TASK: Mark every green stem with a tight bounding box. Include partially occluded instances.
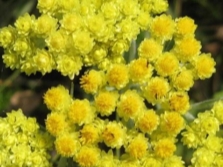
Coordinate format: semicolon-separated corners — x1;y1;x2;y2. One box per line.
70;80;74;98
174;0;182;17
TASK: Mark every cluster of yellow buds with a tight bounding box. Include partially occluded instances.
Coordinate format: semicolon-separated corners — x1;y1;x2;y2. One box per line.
0;109;53;167
0;0;168;79
182;101;223;167
0;0;218;166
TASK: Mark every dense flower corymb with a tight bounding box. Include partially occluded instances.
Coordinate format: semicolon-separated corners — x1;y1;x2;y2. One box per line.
0;109;53;167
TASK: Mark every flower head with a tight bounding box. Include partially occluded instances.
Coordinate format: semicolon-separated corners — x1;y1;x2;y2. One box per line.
174;37;201;62
68;99;95;126
136;109;160;134
75;146;101;167
155;52;179;77
102;121;126;148
160;112;185;136
193;53;216;79
129;58;153;83
125;134;148;159
143;77;170;105
117;90;145;121
154;138;176;158
168;91;190;114
45;112;68;136
80;123;100;145
149;14;175;42
138;38;163;62
175;16;197;38
94;90;119;116
80;70;104;94
107;64;129;90
55;133;80;157
43;85;72;111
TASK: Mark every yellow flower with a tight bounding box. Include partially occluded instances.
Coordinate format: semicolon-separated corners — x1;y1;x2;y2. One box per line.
98;150;119;167
13;38;30;57
149;14;175;42
72;30;94;55
120;0;138;17
14;13;34;35
155;52;179;77
33;49;54;75
175;16;197;38
102;121;126;148
212;101;223;124
43;85;71;111
129;58;153;83
60;12;83;32
136;109;159;134
172;69;194;91
116;18;139;41
86;44;107;65
86;14;108;42
101;2;120;21
117;90;144;121
160;112;185;136
58;0;80;13
191;147;215;167
75;146;100;167
204;135;222;153
163;155;185;167
181;126;203;148
94;90;119;116
143;77;170;105
137;11;151;30
107;63;129;90
56;53;83;79
45;112;67;136
141;156;162;167
111;39;129;55
197;111;219;135
46;30;67;52
174;37;201;62
68;99;95;126
80;70;104;94
193;53;216;79
80;124;100;145
154;138;176;158
138;38;163;62
168;91;190;114
119;159;140;167
149;0;168;14
55;133;80;157
37;0;58;14
0;26;16;48
126;134;148;159
0;109;53;167
2;53;19;70
34;14;57;36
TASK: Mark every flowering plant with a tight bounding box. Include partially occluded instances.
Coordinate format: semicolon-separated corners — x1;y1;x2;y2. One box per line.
0;0;221;167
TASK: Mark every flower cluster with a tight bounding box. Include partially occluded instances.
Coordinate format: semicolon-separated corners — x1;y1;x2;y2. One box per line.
0;109;53;167
0;0;168;79
182;101;223;167
0;0;218;166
